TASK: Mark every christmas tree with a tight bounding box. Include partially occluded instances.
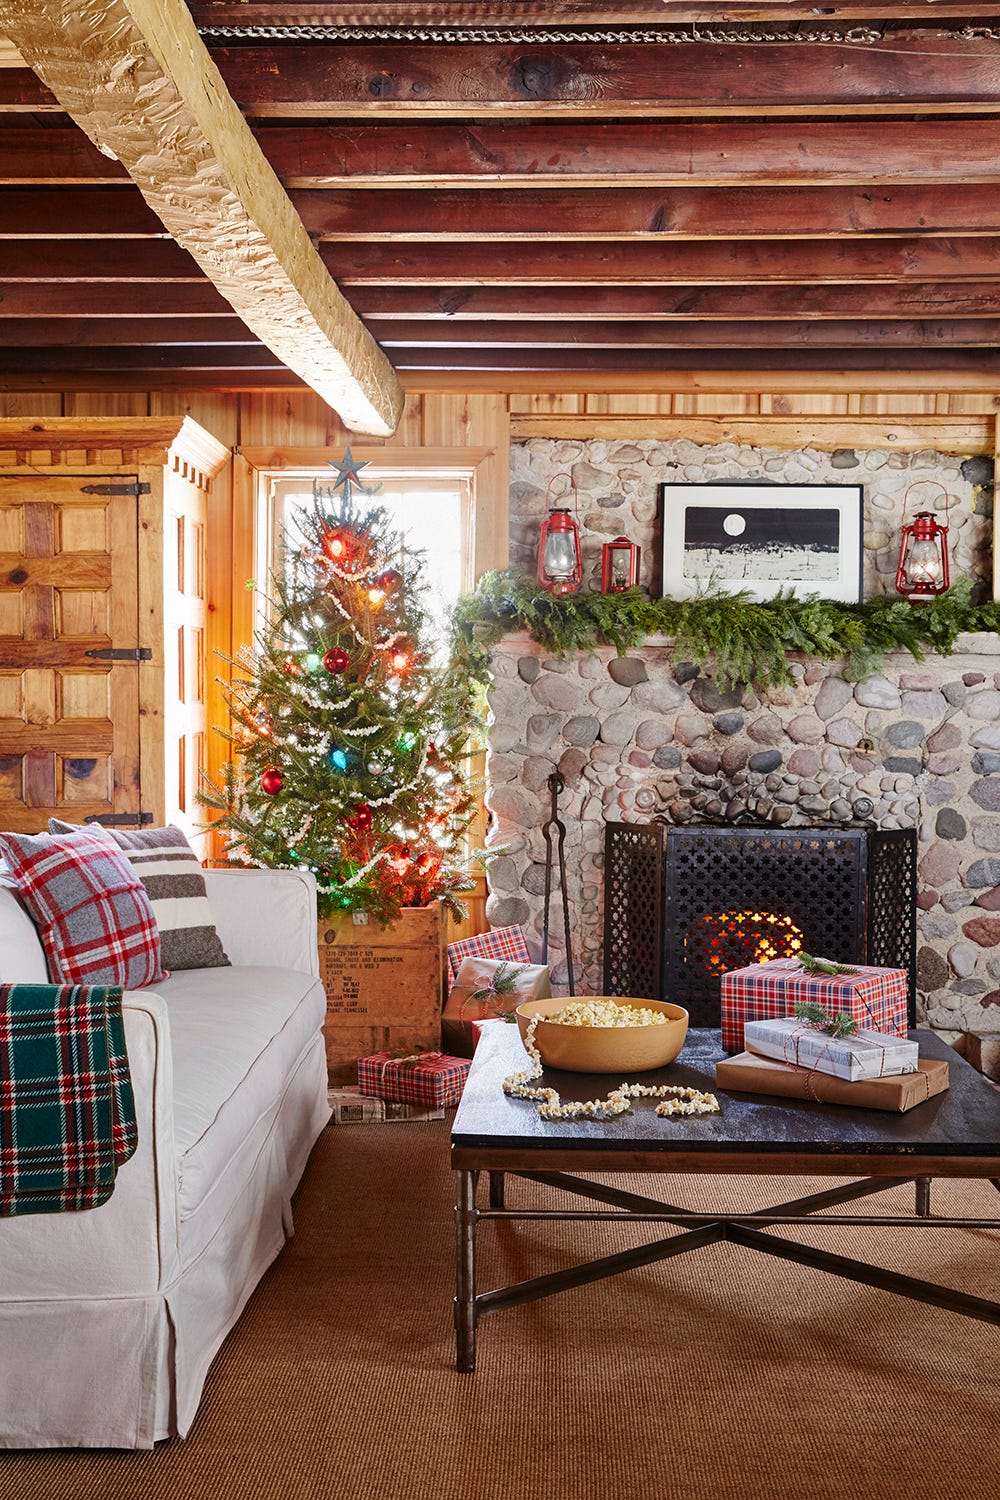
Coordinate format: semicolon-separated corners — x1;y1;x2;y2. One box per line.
200;450;480;923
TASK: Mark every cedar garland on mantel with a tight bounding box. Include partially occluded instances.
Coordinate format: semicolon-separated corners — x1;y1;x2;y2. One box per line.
453;570;1000;690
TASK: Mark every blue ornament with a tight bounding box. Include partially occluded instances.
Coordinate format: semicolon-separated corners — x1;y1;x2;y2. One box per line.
329;748;348;772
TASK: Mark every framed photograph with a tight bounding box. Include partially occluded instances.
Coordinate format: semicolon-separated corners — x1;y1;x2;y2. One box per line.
660;483;864;603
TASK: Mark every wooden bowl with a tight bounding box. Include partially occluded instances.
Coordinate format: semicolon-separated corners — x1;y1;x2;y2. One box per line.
515;997;689;1074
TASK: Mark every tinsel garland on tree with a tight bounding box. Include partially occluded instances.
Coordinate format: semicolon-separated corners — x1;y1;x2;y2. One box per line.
452;569;1000;690
200;451;481;923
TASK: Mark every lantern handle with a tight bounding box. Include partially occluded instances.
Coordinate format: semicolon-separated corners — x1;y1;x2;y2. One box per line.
901;480;954;524
544;473;579;517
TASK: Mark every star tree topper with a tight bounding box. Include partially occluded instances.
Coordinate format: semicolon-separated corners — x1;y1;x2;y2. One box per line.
325;446;372;517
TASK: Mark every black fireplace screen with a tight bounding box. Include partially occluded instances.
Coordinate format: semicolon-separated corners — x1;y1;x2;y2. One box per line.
603;823;917;1028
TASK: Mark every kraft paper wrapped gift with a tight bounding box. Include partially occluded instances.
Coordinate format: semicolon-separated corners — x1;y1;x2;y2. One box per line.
357;1050;470;1108
442;955;551;1058
716;1051;950;1114
744;1016;919;1081
720;958;908;1054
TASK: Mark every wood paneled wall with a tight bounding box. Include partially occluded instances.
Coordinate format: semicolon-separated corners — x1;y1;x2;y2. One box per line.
1;374;996;898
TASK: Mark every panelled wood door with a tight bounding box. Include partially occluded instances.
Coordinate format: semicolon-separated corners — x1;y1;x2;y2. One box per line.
0;473;143;832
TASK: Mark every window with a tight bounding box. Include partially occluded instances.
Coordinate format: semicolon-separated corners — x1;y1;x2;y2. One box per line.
267;470;473;632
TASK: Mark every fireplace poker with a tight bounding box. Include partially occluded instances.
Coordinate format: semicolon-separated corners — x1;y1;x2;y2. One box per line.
541;771;575;995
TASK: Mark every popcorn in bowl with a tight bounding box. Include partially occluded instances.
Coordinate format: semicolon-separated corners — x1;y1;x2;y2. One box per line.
514;994;689;1075
546;1000;669;1029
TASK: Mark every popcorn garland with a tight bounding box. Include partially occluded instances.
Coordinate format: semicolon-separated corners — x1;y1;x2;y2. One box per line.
503;1014;721;1122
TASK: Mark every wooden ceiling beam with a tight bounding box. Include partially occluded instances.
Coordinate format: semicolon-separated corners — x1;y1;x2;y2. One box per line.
188;3;1000;20
212;38;1000;118
254;119;1000;190
325;238;1000;286
13;119;1000;190
0;188;168;237
0;0;403;435
0;283;234;316
0;317;258;344
385;346;1000;370
292;184;1000;239
350;283;1000;320
0;240;206;279
371;318;1000;347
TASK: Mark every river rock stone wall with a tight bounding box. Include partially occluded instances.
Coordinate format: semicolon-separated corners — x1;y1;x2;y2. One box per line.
511;438;993;600
484;635;1000;1054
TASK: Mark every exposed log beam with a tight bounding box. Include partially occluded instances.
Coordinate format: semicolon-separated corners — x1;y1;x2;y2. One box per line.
212;38;1000;118
326;238;1000;286
254;120;1000;190
292;185;1000;240
0;0;403;435
371;318;1000;346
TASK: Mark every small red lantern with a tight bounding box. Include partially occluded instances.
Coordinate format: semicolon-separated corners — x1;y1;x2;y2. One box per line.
537;476;583;595
601;535;641;593
895;512;950;599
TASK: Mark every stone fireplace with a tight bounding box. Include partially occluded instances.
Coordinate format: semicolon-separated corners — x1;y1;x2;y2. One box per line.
483;633;1000;1051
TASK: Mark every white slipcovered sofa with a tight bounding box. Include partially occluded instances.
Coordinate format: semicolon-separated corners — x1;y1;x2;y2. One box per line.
0;867;330;1449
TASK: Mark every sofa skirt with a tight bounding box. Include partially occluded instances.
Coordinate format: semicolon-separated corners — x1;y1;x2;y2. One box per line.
0;1032;331;1449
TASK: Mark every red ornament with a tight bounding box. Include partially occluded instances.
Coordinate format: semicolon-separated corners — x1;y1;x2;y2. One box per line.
347;802;373;833
323;646;350;674
260;767;284;796
374;567;403;595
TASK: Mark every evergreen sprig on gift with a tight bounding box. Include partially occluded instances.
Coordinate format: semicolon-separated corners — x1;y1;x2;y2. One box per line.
793;1001;859;1039
796;952;860;977
466;961;531;1022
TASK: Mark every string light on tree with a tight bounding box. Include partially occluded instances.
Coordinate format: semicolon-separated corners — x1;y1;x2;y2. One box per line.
200;449;481;924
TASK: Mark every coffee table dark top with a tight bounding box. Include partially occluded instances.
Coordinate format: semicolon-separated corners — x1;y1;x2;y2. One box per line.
451;1025;1000;1160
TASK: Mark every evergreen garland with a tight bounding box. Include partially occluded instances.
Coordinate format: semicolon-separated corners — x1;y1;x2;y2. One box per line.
452;571;1000;689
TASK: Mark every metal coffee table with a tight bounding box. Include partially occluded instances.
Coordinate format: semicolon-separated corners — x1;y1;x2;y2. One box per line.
450;1025;1000;1371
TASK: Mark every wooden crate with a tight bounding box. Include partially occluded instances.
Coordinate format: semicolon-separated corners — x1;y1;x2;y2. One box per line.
318;905;448;1085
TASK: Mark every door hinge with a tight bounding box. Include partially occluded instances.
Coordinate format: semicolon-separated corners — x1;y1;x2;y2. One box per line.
79;482;151;497
84;647;152;661
85;813;154;828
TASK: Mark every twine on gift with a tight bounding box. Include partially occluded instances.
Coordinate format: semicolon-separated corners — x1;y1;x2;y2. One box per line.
386;1048;443;1068
781;1012;890;1082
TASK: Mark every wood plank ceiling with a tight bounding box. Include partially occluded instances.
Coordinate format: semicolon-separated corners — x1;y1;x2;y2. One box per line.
1;1;1000;388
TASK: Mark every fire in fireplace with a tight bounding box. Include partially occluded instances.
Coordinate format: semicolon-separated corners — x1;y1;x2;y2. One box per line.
603;824;916;1028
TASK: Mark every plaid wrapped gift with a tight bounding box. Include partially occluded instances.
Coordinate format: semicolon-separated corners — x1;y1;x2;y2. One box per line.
446;925;531;987
357;1050;470;1108
0;983;138;1216
720;958;908;1054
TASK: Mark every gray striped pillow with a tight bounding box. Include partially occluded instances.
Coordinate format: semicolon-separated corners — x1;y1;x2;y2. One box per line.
49;822;230;972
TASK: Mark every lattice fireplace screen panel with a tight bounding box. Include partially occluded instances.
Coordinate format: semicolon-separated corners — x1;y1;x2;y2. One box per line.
603;824;916;1029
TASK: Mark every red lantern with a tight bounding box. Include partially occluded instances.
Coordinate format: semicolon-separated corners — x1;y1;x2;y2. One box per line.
537;476;583;595
895;511;950;599
601;536;641;593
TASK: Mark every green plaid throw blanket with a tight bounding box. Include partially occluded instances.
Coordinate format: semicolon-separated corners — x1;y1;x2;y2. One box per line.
0;983;138;1216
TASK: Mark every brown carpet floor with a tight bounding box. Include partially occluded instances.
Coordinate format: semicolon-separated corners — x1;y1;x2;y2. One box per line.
1;1119;997;1500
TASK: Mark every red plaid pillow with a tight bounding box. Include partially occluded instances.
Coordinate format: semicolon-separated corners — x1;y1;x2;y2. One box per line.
446;925;532;986
0;826;164;989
